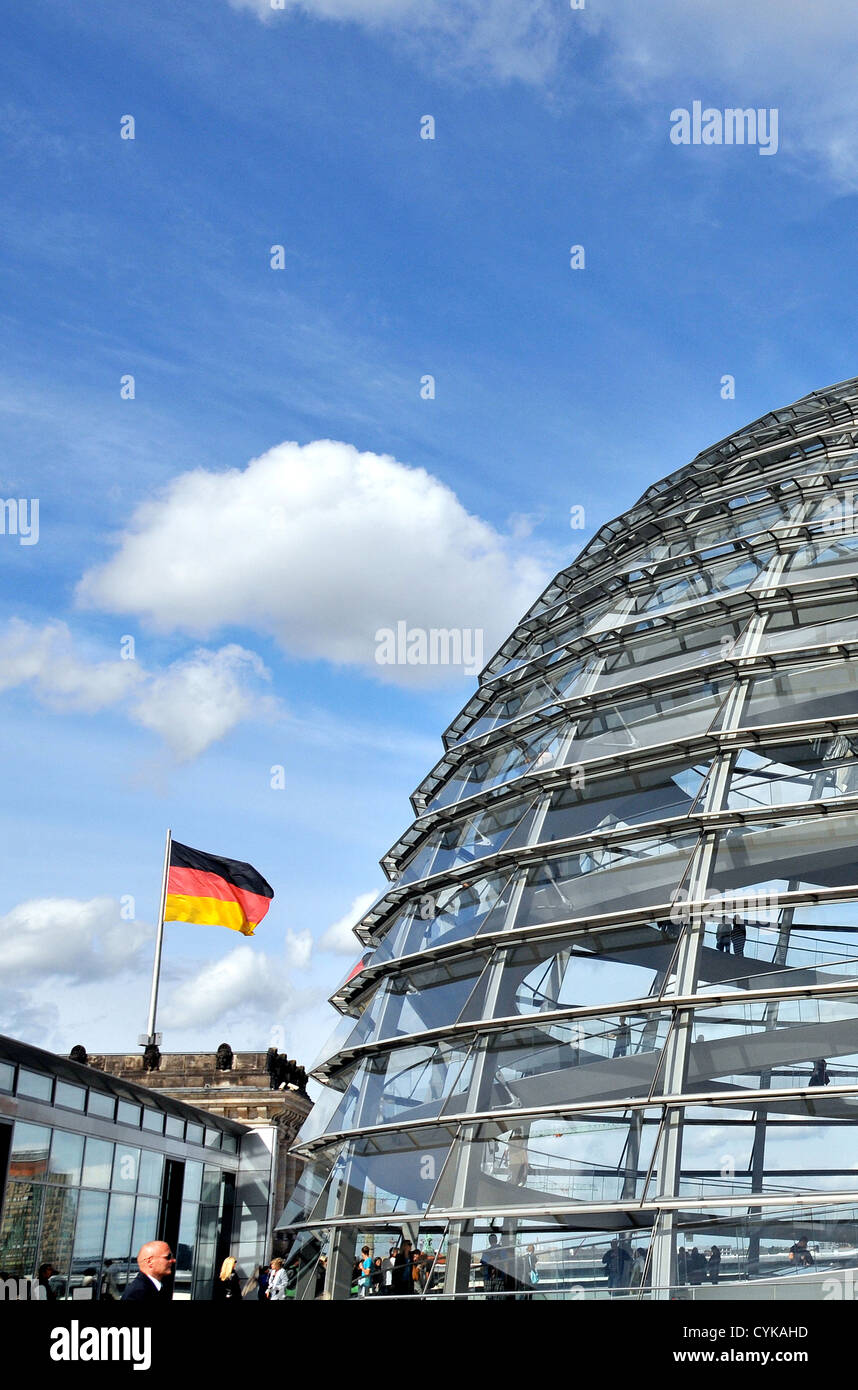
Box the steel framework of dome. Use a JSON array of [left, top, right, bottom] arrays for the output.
[[281, 378, 858, 1299]]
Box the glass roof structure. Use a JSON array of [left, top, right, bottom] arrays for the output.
[[282, 377, 858, 1299]]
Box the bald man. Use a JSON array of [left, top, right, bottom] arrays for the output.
[[121, 1241, 176, 1300]]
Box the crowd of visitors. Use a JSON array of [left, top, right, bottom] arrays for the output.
[[478, 1234, 540, 1297], [355, 1241, 439, 1294], [676, 1244, 722, 1286]]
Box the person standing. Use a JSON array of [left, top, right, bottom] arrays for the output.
[[790, 1237, 814, 1267], [707, 1246, 721, 1285], [480, 1234, 505, 1300], [507, 1129, 529, 1187], [358, 1246, 373, 1297], [214, 1255, 242, 1300], [381, 1246, 398, 1295], [612, 1017, 631, 1058], [730, 916, 746, 957], [687, 1247, 706, 1286], [121, 1242, 176, 1301], [521, 1244, 539, 1300], [810, 1059, 830, 1086], [602, 1239, 632, 1291], [395, 1241, 415, 1295], [267, 1257, 289, 1301]]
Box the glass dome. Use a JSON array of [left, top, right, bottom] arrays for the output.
[[281, 376, 858, 1299]]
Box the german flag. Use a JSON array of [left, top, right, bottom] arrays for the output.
[[165, 841, 274, 937]]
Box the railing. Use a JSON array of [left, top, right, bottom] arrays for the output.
[[347, 1272, 852, 1301]]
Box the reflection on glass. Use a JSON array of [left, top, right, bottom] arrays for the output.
[[137, 1149, 164, 1198], [104, 1194, 135, 1261], [82, 1138, 114, 1190], [71, 1190, 108, 1293], [39, 1187, 78, 1292], [49, 1130, 84, 1186], [0, 1181, 43, 1275], [10, 1122, 51, 1179]]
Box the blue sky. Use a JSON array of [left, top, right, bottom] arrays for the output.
[[2, 0, 858, 1068]]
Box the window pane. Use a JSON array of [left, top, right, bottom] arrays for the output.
[[276, 1145, 342, 1231], [175, 1201, 199, 1298], [87, 1090, 115, 1120], [198, 1204, 218, 1246], [344, 954, 491, 1049], [104, 1193, 135, 1261], [82, 1137, 114, 1189], [54, 1081, 86, 1112], [48, 1130, 84, 1187], [183, 1160, 203, 1204], [38, 1187, 78, 1296], [0, 1181, 44, 1275], [201, 1165, 220, 1205], [116, 1100, 141, 1128], [112, 1144, 141, 1193], [330, 1128, 456, 1219], [131, 1196, 160, 1254], [186, 1122, 204, 1146], [204, 1127, 221, 1150], [71, 1190, 108, 1297], [739, 660, 858, 730], [138, 1149, 164, 1198], [515, 832, 700, 929], [17, 1069, 52, 1102], [10, 1121, 51, 1179], [0, 1062, 14, 1092], [540, 759, 712, 845], [165, 1115, 184, 1139]]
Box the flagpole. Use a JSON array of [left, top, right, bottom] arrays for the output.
[[144, 828, 172, 1046]]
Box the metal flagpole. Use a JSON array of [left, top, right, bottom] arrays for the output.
[[142, 828, 171, 1047]]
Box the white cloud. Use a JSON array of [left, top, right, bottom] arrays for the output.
[[0, 987, 60, 1043], [227, 0, 568, 84], [158, 943, 319, 1031], [0, 619, 277, 761], [591, 1, 858, 191], [159, 946, 281, 1029], [131, 644, 277, 762], [0, 896, 152, 984], [320, 890, 377, 954], [0, 618, 142, 710], [229, 0, 858, 189], [0, 898, 325, 1056], [285, 927, 314, 969], [76, 440, 554, 689]]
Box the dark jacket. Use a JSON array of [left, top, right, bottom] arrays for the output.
[[213, 1272, 242, 1300], [122, 1272, 171, 1301]]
